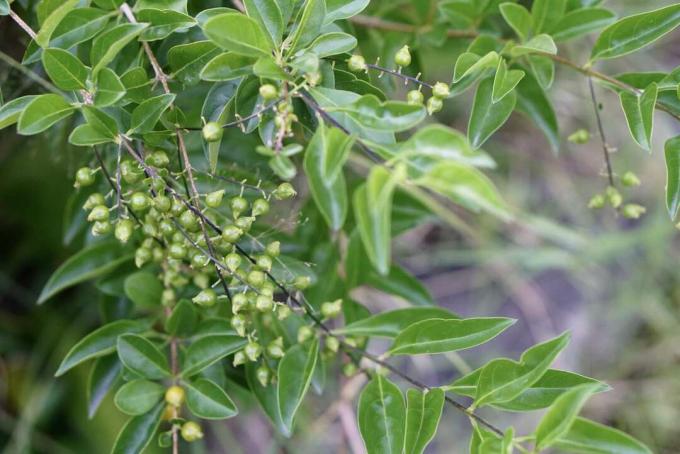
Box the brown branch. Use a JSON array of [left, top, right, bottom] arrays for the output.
[[8, 9, 37, 40], [588, 77, 615, 187]]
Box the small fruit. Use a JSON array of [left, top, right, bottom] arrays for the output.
[[267, 338, 284, 359], [120, 161, 142, 184], [165, 385, 185, 407], [179, 210, 199, 231], [276, 304, 291, 320], [91, 221, 111, 236], [193, 288, 217, 307], [255, 294, 274, 312], [256, 255, 272, 272], [230, 196, 248, 218], [225, 253, 242, 272], [427, 96, 443, 115], [247, 270, 266, 288], [252, 198, 270, 217], [202, 122, 223, 142], [181, 421, 203, 442], [205, 190, 225, 208], [348, 54, 367, 72], [221, 225, 243, 243], [233, 350, 247, 366], [293, 276, 311, 290], [622, 203, 646, 219], [244, 342, 262, 361], [231, 314, 247, 337], [168, 243, 187, 260], [256, 366, 270, 386], [321, 299, 342, 319], [154, 195, 172, 212], [130, 192, 151, 212], [115, 219, 134, 244], [325, 336, 340, 353], [88, 205, 109, 222], [135, 247, 152, 268], [394, 45, 412, 67], [84, 193, 106, 210], [587, 194, 605, 209], [75, 167, 95, 187], [621, 171, 641, 187], [148, 150, 169, 168], [606, 186, 622, 208], [232, 293, 248, 313], [407, 89, 424, 105], [273, 182, 297, 200], [259, 84, 278, 100], [297, 325, 314, 343], [432, 82, 450, 99], [265, 241, 280, 257], [568, 129, 590, 144]]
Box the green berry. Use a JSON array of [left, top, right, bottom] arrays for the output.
[[244, 342, 262, 361], [74, 167, 95, 187], [171, 198, 186, 216], [256, 255, 272, 272], [165, 386, 185, 407], [193, 273, 209, 289], [273, 182, 297, 200], [87, 204, 109, 222], [135, 247, 152, 268], [255, 294, 274, 312], [231, 314, 247, 337], [427, 96, 443, 115], [91, 221, 111, 236], [348, 54, 367, 72], [276, 304, 291, 320], [179, 209, 199, 232], [256, 365, 270, 386], [622, 171, 641, 187], [247, 270, 266, 288], [154, 195, 172, 212], [293, 275, 311, 290], [259, 84, 278, 100], [221, 225, 243, 243], [325, 336, 340, 353], [432, 82, 450, 99], [252, 198, 270, 217], [191, 253, 208, 269], [568, 129, 590, 144], [130, 192, 151, 212], [115, 219, 134, 244], [225, 252, 242, 272], [168, 243, 187, 260], [202, 122, 223, 143], [233, 351, 247, 366], [265, 241, 280, 257], [394, 45, 412, 67], [267, 338, 284, 359], [193, 288, 217, 307], [232, 293, 248, 313], [342, 362, 358, 377], [622, 203, 646, 219], [587, 194, 605, 209], [84, 193, 106, 210], [205, 190, 225, 208], [321, 299, 342, 319], [181, 422, 203, 442], [162, 288, 176, 305], [606, 186, 622, 209], [120, 161, 142, 184], [297, 325, 314, 343], [147, 150, 169, 168], [234, 216, 254, 232], [407, 89, 424, 105], [230, 196, 248, 218]]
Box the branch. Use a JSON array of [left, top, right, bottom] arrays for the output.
[[366, 63, 434, 90], [587, 77, 615, 187], [8, 9, 37, 40]]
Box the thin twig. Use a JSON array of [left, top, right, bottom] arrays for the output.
[[8, 9, 37, 40], [588, 77, 615, 187], [366, 63, 434, 89]]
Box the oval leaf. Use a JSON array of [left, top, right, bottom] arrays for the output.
[[182, 334, 247, 377], [358, 375, 406, 454], [111, 402, 164, 454], [203, 12, 272, 57], [117, 334, 170, 380], [185, 378, 238, 419], [277, 339, 319, 433], [336, 307, 459, 338], [404, 388, 445, 454], [114, 379, 164, 416]]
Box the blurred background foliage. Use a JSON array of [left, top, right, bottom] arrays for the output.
[[1, 0, 679, 453]]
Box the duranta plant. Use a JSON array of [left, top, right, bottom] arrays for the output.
[[1, 0, 678, 452]]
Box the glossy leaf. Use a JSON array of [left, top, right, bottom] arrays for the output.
[[358, 375, 406, 454], [492, 58, 524, 103], [534, 383, 600, 450], [246, 362, 288, 436], [499, 3, 531, 42], [128, 93, 175, 134], [244, 0, 283, 45], [87, 355, 122, 418], [303, 122, 353, 230], [510, 34, 557, 57], [34, 0, 79, 48], [167, 41, 220, 85], [0, 96, 37, 130], [336, 307, 458, 338], [137, 8, 195, 41], [551, 7, 616, 42], [665, 135, 680, 220], [201, 53, 255, 81], [324, 0, 369, 24], [185, 378, 238, 419], [453, 51, 498, 84], [203, 12, 272, 56], [531, 0, 567, 34], [516, 69, 559, 152], [309, 32, 358, 57], [111, 402, 163, 454], [620, 83, 657, 151], [555, 417, 653, 454], [56, 320, 147, 376], [114, 379, 164, 415], [339, 95, 426, 132], [90, 23, 147, 76], [38, 240, 133, 304], [288, 0, 326, 53], [182, 334, 246, 377], [17, 94, 75, 136], [468, 77, 516, 149], [124, 271, 163, 308], [164, 299, 197, 336], [277, 339, 319, 433], [42, 48, 89, 90], [404, 388, 445, 454], [117, 334, 170, 380], [390, 317, 516, 356], [591, 4, 680, 61], [94, 68, 126, 107]]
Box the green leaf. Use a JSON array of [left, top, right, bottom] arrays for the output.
[[492, 58, 524, 103], [69, 124, 116, 146], [0, 96, 37, 130], [201, 53, 256, 81], [34, 0, 79, 48], [555, 417, 652, 454], [499, 3, 531, 42], [665, 135, 680, 220], [203, 12, 272, 57], [353, 165, 406, 275], [303, 122, 353, 230], [167, 41, 220, 85], [534, 383, 600, 450], [277, 339, 319, 433], [182, 334, 247, 377], [94, 68, 126, 107], [453, 51, 498, 84], [185, 378, 238, 419], [510, 34, 557, 57], [308, 32, 357, 57], [38, 241, 133, 303], [474, 332, 571, 407], [117, 334, 170, 380], [531, 0, 566, 34], [42, 48, 89, 90], [358, 375, 406, 454], [114, 379, 164, 416], [390, 317, 516, 356], [124, 271, 163, 308], [416, 162, 510, 220], [128, 93, 175, 134], [246, 362, 288, 436], [121, 67, 152, 103], [336, 307, 458, 338], [516, 69, 559, 152], [165, 299, 197, 336], [82, 106, 118, 138], [17, 94, 75, 136], [527, 55, 555, 90], [468, 77, 516, 148], [338, 94, 426, 132], [288, 0, 326, 54], [324, 0, 369, 24], [87, 355, 122, 418], [90, 23, 147, 76], [56, 320, 147, 376], [591, 4, 680, 61], [404, 388, 445, 454], [244, 0, 283, 46], [0, 0, 8, 16], [137, 8, 195, 41], [111, 402, 163, 454], [620, 83, 657, 151], [551, 8, 616, 42]]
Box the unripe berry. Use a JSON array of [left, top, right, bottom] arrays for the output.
[[231, 314, 247, 337], [235, 216, 254, 232], [394, 45, 412, 67], [432, 82, 450, 99], [348, 54, 367, 72], [115, 219, 134, 244], [622, 203, 646, 219], [225, 252, 242, 272], [179, 210, 199, 232], [91, 221, 111, 236], [221, 225, 243, 243], [88, 205, 110, 222], [256, 365, 270, 386], [159, 219, 175, 237], [162, 288, 176, 305], [256, 255, 273, 272], [148, 150, 169, 168], [193, 288, 217, 307], [256, 294, 274, 312], [181, 421, 203, 442], [205, 190, 225, 208], [171, 198, 186, 216], [407, 89, 424, 105], [293, 275, 311, 290], [321, 299, 343, 319], [130, 192, 151, 212], [305, 71, 322, 86], [427, 96, 443, 115], [153, 195, 171, 212], [252, 198, 270, 217], [265, 241, 280, 257], [120, 161, 142, 184], [191, 253, 208, 269], [135, 247, 152, 267], [606, 186, 622, 209], [168, 243, 187, 260], [74, 167, 95, 187], [248, 270, 266, 288], [568, 128, 590, 144], [267, 338, 284, 359], [273, 182, 297, 200], [193, 273, 209, 289], [232, 293, 248, 313], [342, 362, 358, 377], [587, 194, 605, 209], [202, 122, 223, 142], [325, 336, 340, 353], [230, 196, 248, 218], [244, 341, 262, 361], [297, 325, 314, 343], [276, 304, 291, 320], [233, 350, 247, 366], [165, 385, 185, 407], [259, 84, 278, 100], [84, 193, 106, 210], [622, 171, 641, 187]]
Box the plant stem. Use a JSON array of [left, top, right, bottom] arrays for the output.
[[8, 9, 37, 40], [587, 77, 615, 187]]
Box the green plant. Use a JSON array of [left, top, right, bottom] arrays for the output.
[[1, 0, 679, 453]]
